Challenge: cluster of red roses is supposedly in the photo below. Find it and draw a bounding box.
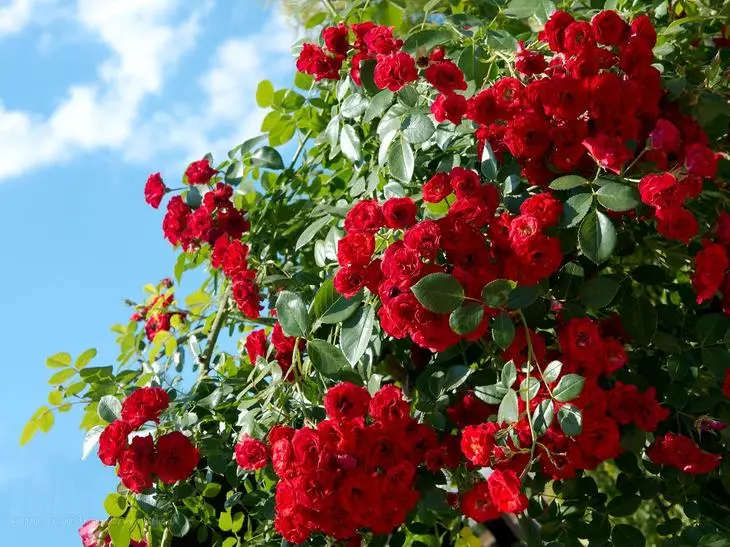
[692,212,730,314]
[235,383,457,543]
[130,280,186,341]
[244,321,303,378]
[145,160,262,318]
[333,167,564,352]
[97,387,199,493]
[297,22,420,92]
[647,432,722,475]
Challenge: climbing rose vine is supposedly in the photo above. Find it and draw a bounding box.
[23,1,730,546]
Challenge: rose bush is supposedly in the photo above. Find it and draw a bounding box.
[22,0,730,546]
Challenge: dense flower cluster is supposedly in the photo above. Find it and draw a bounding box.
[97,388,199,493]
[245,321,303,379]
[334,167,564,351]
[691,212,730,311]
[130,283,185,341]
[647,432,721,475]
[255,384,454,543]
[211,235,263,318]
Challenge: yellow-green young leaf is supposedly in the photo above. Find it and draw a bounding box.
[75,348,97,369]
[48,368,76,385]
[231,512,245,533]
[108,517,131,547]
[150,330,172,357]
[218,512,233,532]
[256,80,275,108]
[19,420,38,446]
[57,403,72,413]
[48,389,64,406]
[37,408,54,432]
[104,493,129,517]
[164,336,178,358]
[170,314,184,330]
[66,381,87,397]
[46,352,72,369]
[185,290,211,313]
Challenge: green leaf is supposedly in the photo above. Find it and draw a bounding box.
[340,93,368,119]
[542,360,562,384]
[561,193,593,228]
[82,425,104,460]
[482,279,516,308]
[49,368,76,385]
[388,136,414,183]
[579,210,616,264]
[557,403,582,436]
[403,114,435,144]
[596,181,640,211]
[607,494,642,517]
[340,124,362,162]
[492,313,515,350]
[255,80,274,108]
[449,302,484,335]
[519,377,540,402]
[474,383,508,405]
[481,141,498,180]
[295,214,332,250]
[170,513,190,537]
[104,493,129,517]
[340,306,375,365]
[37,407,54,432]
[311,279,362,326]
[108,518,131,547]
[553,374,585,402]
[501,361,517,388]
[507,285,540,309]
[250,146,284,170]
[696,314,729,346]
[549,175,589,190]
[275,291,309,338]
[19,420,38,446]
[411,273,465,314]
[611,524,645,547]
[46,352,72,369]
[308,340,350,377]
[358,58,379,95]
[621,296,657,346]
[98,395,122,423]
[363,90,394,123]
[75,348,97,370]
[579,276,620,309]
[498,389,519,424]
[505,0,556,21]
[532,399,554,437]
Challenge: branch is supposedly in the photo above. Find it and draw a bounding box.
[321,0,338,18]
[199,283,231,379]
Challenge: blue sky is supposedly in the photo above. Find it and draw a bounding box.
[0,1,297,544]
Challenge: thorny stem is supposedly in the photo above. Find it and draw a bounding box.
[199,282,231,379]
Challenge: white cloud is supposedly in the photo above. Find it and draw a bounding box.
[124,8,298,169]
[0,0,38,36]
[0,0,209,181]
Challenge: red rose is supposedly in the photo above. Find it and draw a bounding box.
[630,14,657,49]
[153,431,200,484]
[647,433,721,475]
[120,387,170,429]
[245,329,267,364]
[466,89,501,126]
[655,206,698,244]
[563,21,596,55]
[608,382,669,432]
[118,434,155,493]
[232,270,262,318]
[693,242,728,304]
[322,24,350,55]
[337,233,375,267]
[516,41,547,75]
[269,424,296,445]
[638,172,682,209]
[162,196,192,248]
[144,173,167,209]
[685,143,718,179]
[488,470,528,513]
[650,119,681,153]
[541,76,588,120]
[344,199,384,234]
[324,382,371,421]
[235,435,269,470]
[382,197,418,229]
[508,214,541,248]
[374,51,418,92]
[403,220,441,260]
[578,417,622,462]
[98,419,132,466]
[460,481,500,521]
[296,43,343,80]
[431,93,467,125]
[449,167,481,199]
[539,10,575,53]
[591,10,629,46]
[334,266,367,297]
[185,158,217,185]
[504,114,551,159]
[422,172,453,203]
[424,60,467,93]
[381,241,422,288]
[460,422,500,466]
[363,26,402,54]
[368,384,410,425]
[520,193,563,228]
[716,212,730,248]
[582,134,632,174]
[723,369,730,398]
[221,239,249,279]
